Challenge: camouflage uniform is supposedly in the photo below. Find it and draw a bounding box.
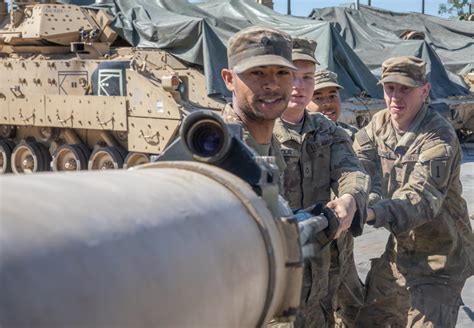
[329,121,365,328]
[274,111,369,328]
[353,56,474,327]
[220,26,298,327]
[336,122,358,142]
[309,70,366,328]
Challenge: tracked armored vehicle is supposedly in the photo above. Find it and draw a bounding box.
[0,0,224,173]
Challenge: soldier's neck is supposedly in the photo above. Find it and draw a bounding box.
[281,107,305,124]
[391,118,407,133]
[244,119,275,144]
[391,106,423,132]
[232,105,274,144]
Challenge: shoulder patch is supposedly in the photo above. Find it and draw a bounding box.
[430,160,449,187]
[355,129,371,146]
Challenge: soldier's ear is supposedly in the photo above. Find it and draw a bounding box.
[221,68,235,92]
[421,82,431,100]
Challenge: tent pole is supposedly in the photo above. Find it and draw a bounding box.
[421,0,425,14]
[356,0,359,10]
[287,0,291,15]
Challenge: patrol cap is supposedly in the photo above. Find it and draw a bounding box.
[379,56,427,87]
[313,70,343,91]
[227,26,297,74]
[292,37,320,64]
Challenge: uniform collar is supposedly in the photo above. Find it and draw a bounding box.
[378,117,397,152]
[274,110,316,144]
[377,104,428,154]
[222,103,243,125]
[394,104,428,155]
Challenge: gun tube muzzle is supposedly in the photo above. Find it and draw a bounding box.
[180,111,232,163]
[0,162,302,326]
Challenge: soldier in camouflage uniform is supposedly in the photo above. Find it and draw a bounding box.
[353,56,474,327]
[273,38,370,328]
[220,26,296,173]
[307,70,366,327]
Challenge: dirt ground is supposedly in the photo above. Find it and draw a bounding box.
[353,145,474,327]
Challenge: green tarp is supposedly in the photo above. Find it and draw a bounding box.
[63,0,383,100]
[62,1,470,99]
[310,5,472,97]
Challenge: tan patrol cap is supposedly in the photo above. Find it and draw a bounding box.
[292,37,320,64]
[227,26,297,74]
[313,70,343,91]
[379,56,427,87]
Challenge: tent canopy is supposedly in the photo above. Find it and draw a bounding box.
[310,5,472,97]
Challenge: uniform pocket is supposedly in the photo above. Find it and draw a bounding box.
[400,154,419,185]
[307,142,331,187]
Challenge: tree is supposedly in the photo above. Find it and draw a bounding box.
[438,0,470,19]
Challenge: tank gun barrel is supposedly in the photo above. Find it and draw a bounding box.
[0,111,304,326]
[0,162,300,326]
[0,111,341,325]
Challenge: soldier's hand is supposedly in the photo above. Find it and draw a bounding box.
[327,194,357,238]
[367,208,376,222]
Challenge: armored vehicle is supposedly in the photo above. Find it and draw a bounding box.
[0,0,225,174]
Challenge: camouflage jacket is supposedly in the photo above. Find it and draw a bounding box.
[353,105,474,286]
[221,103,287,174]
[336,121,358,142]
[274,111,370,237]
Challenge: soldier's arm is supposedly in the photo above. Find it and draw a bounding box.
[353,124,383,206]
[329,126,370,237]
[369,129,460,235]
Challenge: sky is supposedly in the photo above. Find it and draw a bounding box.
[189,0,471,18]
[5,0,469,18]
[272,0,468,17]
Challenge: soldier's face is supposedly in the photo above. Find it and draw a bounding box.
[383,82,431,129]
[308,87,341,122]
[221,65,293,121]
[287,60,316,113]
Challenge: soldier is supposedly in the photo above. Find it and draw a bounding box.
[273,38,369,327]
[353,56,474,327]
[308,70,358,140]
[307,70,366,327]
[220,26,296,173]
